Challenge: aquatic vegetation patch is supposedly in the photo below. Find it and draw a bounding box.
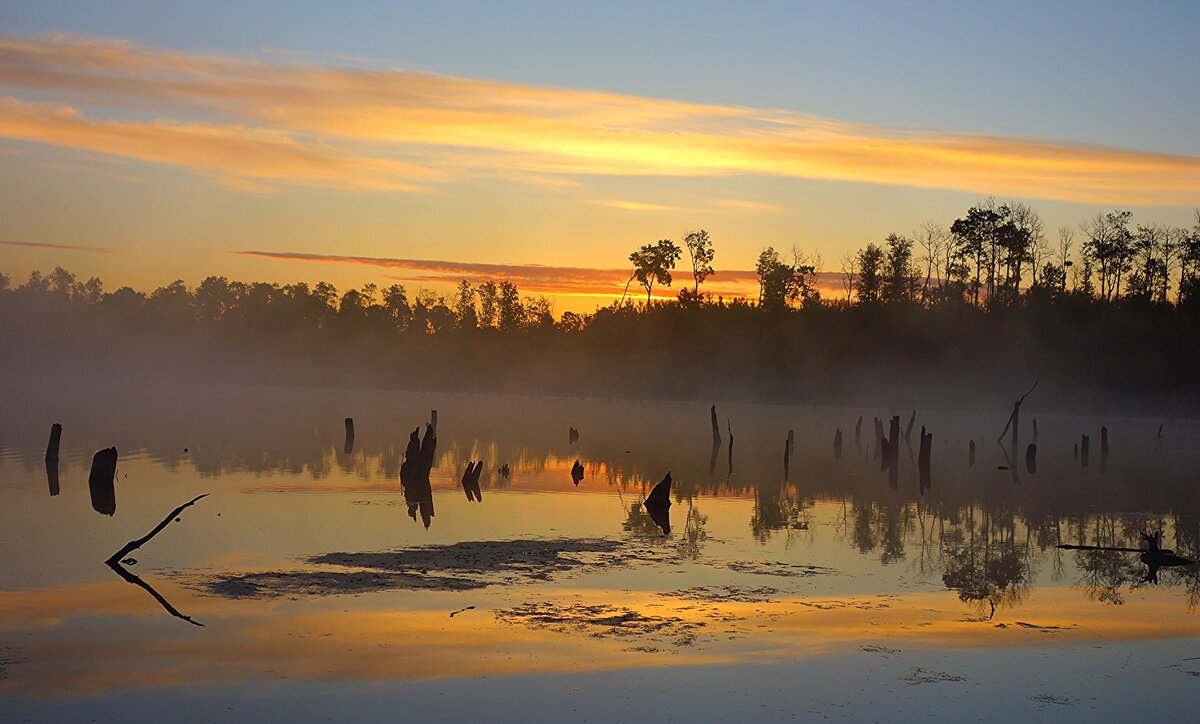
[659,585,783,603]
[195,538,676,599]
[901,667,968,685]
[494,602,705,647]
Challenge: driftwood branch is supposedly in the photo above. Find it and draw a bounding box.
[106,559,203,626]
[106,494,209,566]
[104,493,208,626]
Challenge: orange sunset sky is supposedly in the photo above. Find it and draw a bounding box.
[1,3,1199,313]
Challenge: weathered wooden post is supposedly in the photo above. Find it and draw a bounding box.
[1081,434,1090,468]
[969,439,976,467]
[1025,443,1037,474]
[343,417,355,455]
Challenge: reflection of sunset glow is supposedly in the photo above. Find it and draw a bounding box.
[3,579,1197,698]
[0,34,1196,203]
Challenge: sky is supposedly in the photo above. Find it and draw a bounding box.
[0,1,1198,311]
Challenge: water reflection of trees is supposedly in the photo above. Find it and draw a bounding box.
[7,390,1200,609]
[750,480,811,546]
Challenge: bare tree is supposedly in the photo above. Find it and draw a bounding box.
[915,221,949,303]
[1055,226,1075,291]
[839,252,858,303]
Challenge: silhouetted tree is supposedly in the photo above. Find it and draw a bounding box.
[454,279,478,329]
[1081,210,1134,301]
[682,229,715,293]
[855,243,885,304]
[629,239,682,304]
[880,234,920,304]
[476,281,498,328]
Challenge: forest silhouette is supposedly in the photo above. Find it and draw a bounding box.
[3,201,1198,411]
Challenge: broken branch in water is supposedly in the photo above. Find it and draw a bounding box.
[106,494,209,566]
[104,493,209,626]
[997,380,1038,444]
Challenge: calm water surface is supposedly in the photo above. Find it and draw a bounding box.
[1,383,1198,721]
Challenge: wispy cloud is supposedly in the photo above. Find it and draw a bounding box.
[711,199,782,212]
[587,199,683,212]
[0,97,437,191]
[1,238,114,253]
[1,33,1196,203]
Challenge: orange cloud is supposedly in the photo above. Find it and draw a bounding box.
[2,34,1199,204]
[233,249,844,301]
[0,96,438,191]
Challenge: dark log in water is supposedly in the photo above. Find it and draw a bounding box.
[461,460,484,501]
[343,417,355,455]
[1081,434,1090,468]
[969,439,976,467]
[854,415,863,453]
[1025,443,1037,474]
[88,447,118,516]
[644,472,672,535]
[710,405,721,446]
[45,422,62,496]
[833,428,843,460]
[400,425,437,528]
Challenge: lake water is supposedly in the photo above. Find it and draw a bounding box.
[1,383,1198,722]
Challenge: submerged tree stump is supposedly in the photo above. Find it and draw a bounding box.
[1081,434,1090,468]
[1025,443,1037,474]
[343,417,355,455]
[45,423,62,497]
[88,447,118,516]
